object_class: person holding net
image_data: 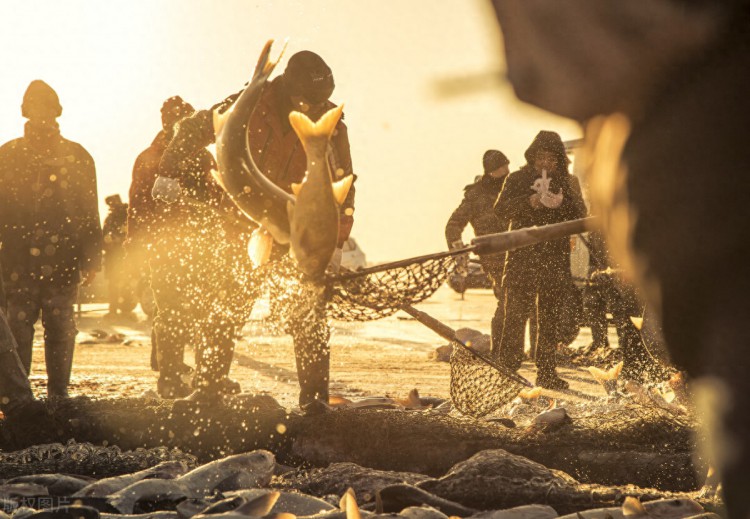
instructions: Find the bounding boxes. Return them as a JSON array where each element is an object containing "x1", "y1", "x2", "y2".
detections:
[{"x1": 492, "y1": 131, "x2": 587, "y2": 390}]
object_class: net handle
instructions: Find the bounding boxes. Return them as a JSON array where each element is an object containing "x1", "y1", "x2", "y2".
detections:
[
  {"x1": 331, "y1": 217, "x2": 597, "y2": 282},
  {"x1": 399, "y1": 305, "x2": 533, "y2": 388}
]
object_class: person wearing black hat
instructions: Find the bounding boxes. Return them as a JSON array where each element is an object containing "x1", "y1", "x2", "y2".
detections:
[
  {"x1": 0, "y1": 80, "x2": 102, "y2": 399},
  {"x1": 492, "y1": 131, "x2": 587, "y2": 390},
  {"x1": 157, "y1": 50, "x2": 356, "y2": 410},
  {"x1": 127, "y1": 96, "x2": 227, "y2": 398},
  {"x1": 445, "y1": 149, "x2": 510, "y2": 288}
]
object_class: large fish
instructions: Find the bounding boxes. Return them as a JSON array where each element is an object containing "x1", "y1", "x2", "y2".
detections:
[
  {"x1": 73, "y1": 461, "x2": 190, "y2": 498},
  {"x1": 107, "y1": 451, "x2": 275, "y2": 514},
  {"x1": 287, "y1": 106, "x2": 353, "y2": 280},
  {"x1": 213, "y1": 39, "x2": 293, "y2": 245},
  {"x1": 213, "y1": 40, "x2": 351, "y2": 279}
]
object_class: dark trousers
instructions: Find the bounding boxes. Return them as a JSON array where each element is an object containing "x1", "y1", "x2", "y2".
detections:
[
  {"x1": 150, "y1": 218, "x2": 255, "y2": 390},
  {"x1": 5, "y1": 282, "x2": 78, "y2": 397},
  {"x1": 0, "y1": 309, "x2": 35, "y2": 414},
  {"x1": 284, "y1": 283, "x2": 331, "y2": 407},
  {"x1": 492, "y1": 261, "x2": 568, "y2": 376}
]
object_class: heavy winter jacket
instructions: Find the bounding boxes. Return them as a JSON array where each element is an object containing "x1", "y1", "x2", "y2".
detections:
[
  {"x1": 0, "y1": 123, "x2": 102, "y2": 286},
  {"x1": 495, "y1": 163, "x2": 586, "y2": 272},
  {"x1": 127, "y1": 130, "x2": 221, "y2": 244},
  {"x1": 160, "y1": 77, "x2": 356, "y2": 246},
  {"x1": 445, "y1": 174, "x2": 506, "y2": 246}
]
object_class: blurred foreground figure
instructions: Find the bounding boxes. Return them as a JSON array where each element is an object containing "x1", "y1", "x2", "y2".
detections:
[
  {"x1": 159, "y1": 50, "x2": 356, "y2": 413},
  {"x1": 103, "y1": 194, "x2": 134, "y2": 318},
  {"x1": 491, "y1": 1, "x2": 750, "y2": 514},
  {"x1": 492, "y1": 132, "x2": 587, "y2": 389},
  {"x1": 0, "y1": 80, "x2": 101, "y2": 398}
]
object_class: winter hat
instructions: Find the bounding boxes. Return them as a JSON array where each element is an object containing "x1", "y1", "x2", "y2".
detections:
[
  {"x1": 523, "y1": 130, "x2": 570, "y2": 166},
  {"x1": 282, "y1": 51, "x2": 335, "y2": 104},
  {"x1": 21, "y1": 80, "x2": 62, "y2": 119},
  {"x1": 105, "y1": 194, "x2": 125, "y2": 207},
  {"x1": 483, "y1": 149, "x2": 510, "y2": 173},
  {"x1": 161, "y1": 96, "x2": 195, "y2": 130}
]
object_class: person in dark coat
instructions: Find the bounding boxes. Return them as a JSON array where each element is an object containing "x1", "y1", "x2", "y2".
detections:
[
  {"x1": 489, "y1": 2, "x2": 750, "y2": 513},
  {"x1": 445, "y1": 149, "x2": 541, "y2": 350},
  {"x1": 0, "y1": 80, "x2": 102, "y2": 399},
  {"x1": 127, "y1": 96, "x2": 197, "y2": 375},
  {"x1": 158, "y1": 50, "x2": 356, "y2": 412},
  {"x1": 131, "y1": 95, "x2": 232, "y2": 399},
  {"x1": 493, "y1": 131, "x2": 587, "y2": 390},
  {"x1": 102, "y1": 194, "x2": 133, "y2": 318}
]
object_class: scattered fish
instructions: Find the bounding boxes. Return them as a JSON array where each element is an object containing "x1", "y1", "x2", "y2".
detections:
[
  {"x1": 375, "y1": 484, "x2": 476, "y2": 517},
  {"x1": 517, "y1": 388, "x2": 542, "y2": 402},
  {"x1": 176, "y1": 450, "x2": 275, "y2": 495},
  {"x1": 531, "y1": 401, "x2": 570, "y2": 428},
  {"x1": 588, "y1": 361, "x2": 623, "y2": 395},
  {"x1": 106, "y1": 451, "x2": 274, "y2": 514},
  {"x1": 398, "y1": 506, "x2": 448, "y2": 519},
  {"x1": 557, "y1": 497, "x2": 703, "y2": 519},
  {"x1": 101, "y1": 513, "x2": 179, "y2": 519},
  {"x1": 7, "y1": 475, "x2": 90, "y2": 497},
  {"x1": 74, "y1": 461, "x2": 190, "y2": 498},
  {"x1": 0, "y1": 484, "x2": 48, "y2": 500},
  {"x1": 225, "y1": 490, "x2": 335, "y2": 517},
  {"x1": 193, "y1": 492, "x2": 280, "y2": 519},
  {"x1": 468, "y1": 504, "x2": 558, "y2": 519},
  {"x1": 25, "y1": 505, "x2": 100, "y2": 519}
]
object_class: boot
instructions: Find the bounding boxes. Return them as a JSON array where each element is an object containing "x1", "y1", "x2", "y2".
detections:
[
  {"x1": 45, "y1": 340, "x2": 75, "y2": 399},
  {"x1": 0, "y1": 350, "x2": 35, "y2": 415}
]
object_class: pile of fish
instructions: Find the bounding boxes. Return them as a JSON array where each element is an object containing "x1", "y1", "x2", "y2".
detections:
[{"x1": 0, "y1": 446, "x2": 719, "y2": 519}]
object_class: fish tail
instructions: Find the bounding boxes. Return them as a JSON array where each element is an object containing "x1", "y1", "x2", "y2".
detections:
[{"x1": 289, "y1": 104, "x2": 344, "y2": 152}]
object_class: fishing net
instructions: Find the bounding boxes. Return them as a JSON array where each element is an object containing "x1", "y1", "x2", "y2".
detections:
[
  {"x1": 449, "y1": 344, "x2": 527, "y2": 418},
  {"x1": 252, "y1": 251, "x2": 527, "y2": 417},
  {"x1": 254, "y1": 253, "x2": 458, "y2": 322}
]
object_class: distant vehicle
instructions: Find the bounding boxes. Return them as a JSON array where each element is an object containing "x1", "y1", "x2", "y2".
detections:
[{"x1": 341, "y1": 237, "x2": 367, "y2": 271}]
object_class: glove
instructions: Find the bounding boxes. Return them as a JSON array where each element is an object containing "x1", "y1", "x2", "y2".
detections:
[
  {"x1": 531, "y1": 170, "x2": 563, "y2": 208},
  {"x1": 450, "y1": 240, "x2": 469, "y2": 277},
  {"x1": 152, "y1": 176, "x2": 182, "y2": 204}
]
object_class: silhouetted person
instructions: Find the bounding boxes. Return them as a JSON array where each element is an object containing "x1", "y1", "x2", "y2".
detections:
[
  {"x1": 0, "y1": 80, "x2": 101, "y2": 399},
  {"x1": 102, "y1": 194, "x2": 134, "y2": 319},
  {"x1": 129, "y1": 96, "x2": 219, "y2": 398},
  {"x1": 493, "y1": 131, "x2": 587, "y2": 390}
]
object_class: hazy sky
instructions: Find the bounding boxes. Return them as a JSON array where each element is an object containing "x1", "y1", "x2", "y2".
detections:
[{"x1": 0, "y1": 0, "x2": 581, "y2": 262}]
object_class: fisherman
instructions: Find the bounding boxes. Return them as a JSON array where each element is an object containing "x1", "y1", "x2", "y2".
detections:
[
  {"x1": 129, "y1": 95, "x2": 241, "y2": 399},
  {"x1": 102, "y1": 194, "x2": 134, "y2": 319},
  {"x1": 126, "y1": 96, "x2": 200, "y2": 379},
  {"x1": 158, "y1": 50, "x2": 356, "y2": 412},
  {"x1": 445, "y1": 150, "x2": 539, "y2": 351},
  {"x1": 0, "y1": 80, "x2": 102, "y2": 399},
  {"x1": 489, "y1": 2, "x2": 750, "y2": 513},
  {"x1": 492, "y1": 131, "x2": 587, "y2": 390}
]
